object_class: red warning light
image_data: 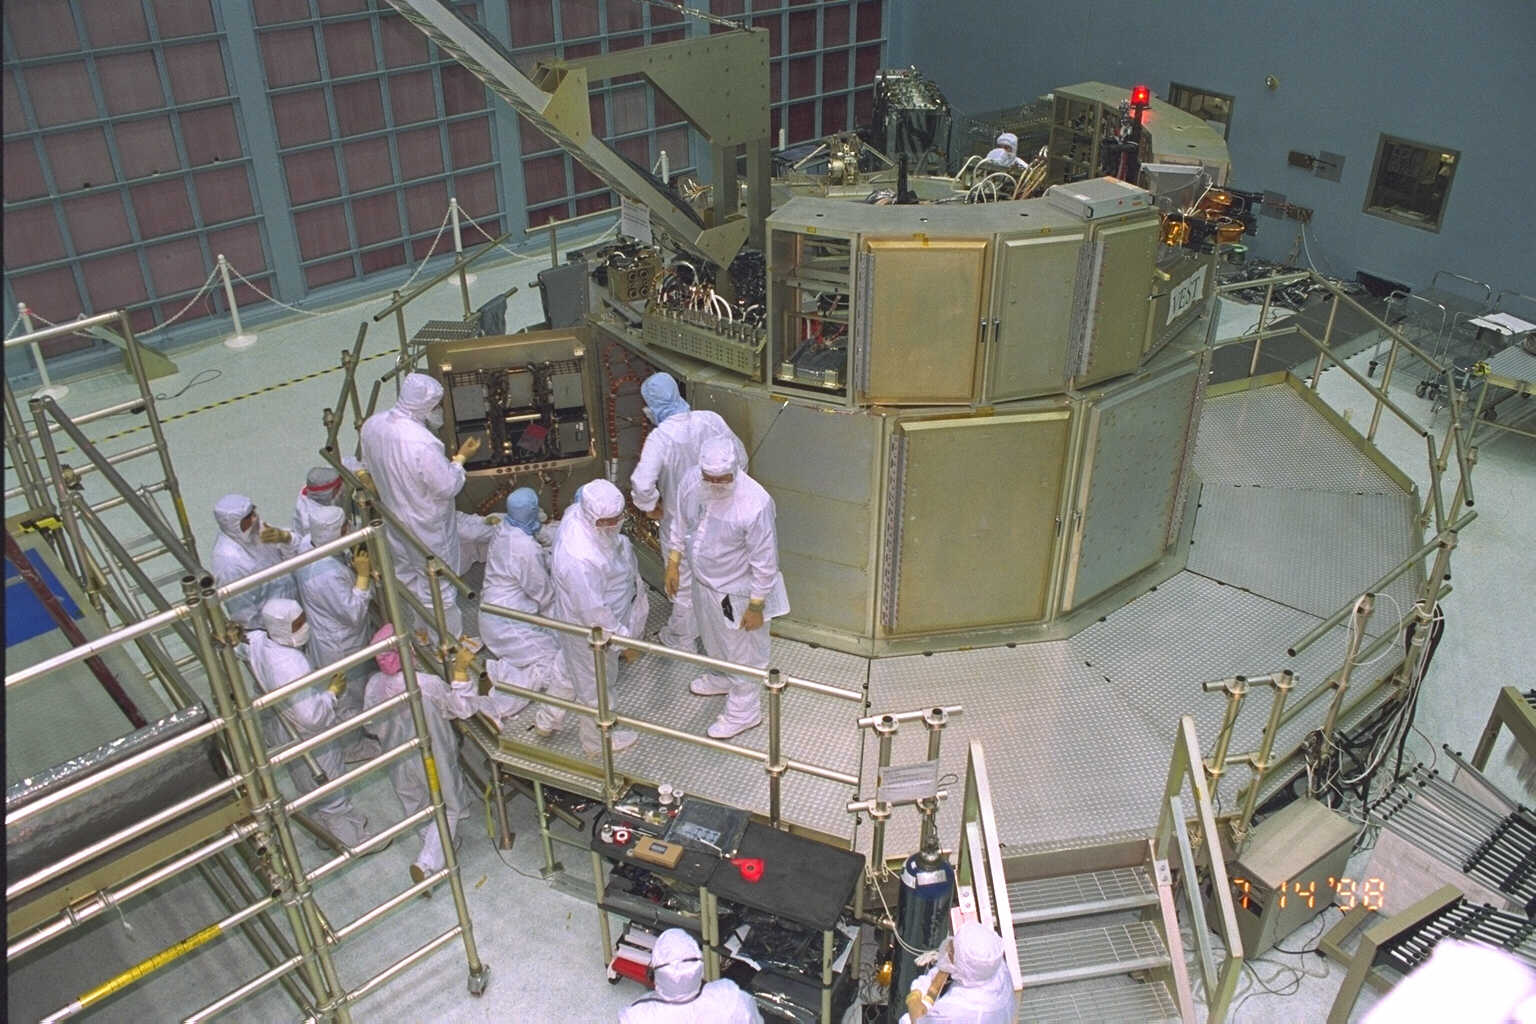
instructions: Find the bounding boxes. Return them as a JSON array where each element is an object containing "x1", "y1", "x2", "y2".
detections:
[{"x1": 1130, "y1": 84, "x2": 1151, "y2": 107}]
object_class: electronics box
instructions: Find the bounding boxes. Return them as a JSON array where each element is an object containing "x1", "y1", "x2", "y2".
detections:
[
  {"x1": 1212, "y1": 797, "x2": 1357, "y2": 956},
  {"x1": 1044, "y1": 176, "x2": 1153, "y2": 220}
]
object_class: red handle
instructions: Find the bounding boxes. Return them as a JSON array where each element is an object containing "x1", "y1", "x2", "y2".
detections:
[{"x1": 731, "y1": 857, "x2": 764, "y2": 883}]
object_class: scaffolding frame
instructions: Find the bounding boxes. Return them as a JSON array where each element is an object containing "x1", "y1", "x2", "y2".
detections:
[{"x1": 5, "y1": 316, "x2": 488, "y2": 1021}]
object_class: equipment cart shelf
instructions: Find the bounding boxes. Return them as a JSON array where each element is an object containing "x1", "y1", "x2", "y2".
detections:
[{"x1": 591, "y1": 793, "x2": 865, "y2": 1023}]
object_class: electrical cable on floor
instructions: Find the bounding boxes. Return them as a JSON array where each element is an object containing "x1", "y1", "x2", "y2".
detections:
[
  {"x1": 155, "y1": 368, "x2": 222, "y2": 402},
  {"x1": 481, "y1": 779, "x2": 548, "y2": 881},
  {"x1": 1272, "y1": 905, "x2": 1334, "y2": 956}
]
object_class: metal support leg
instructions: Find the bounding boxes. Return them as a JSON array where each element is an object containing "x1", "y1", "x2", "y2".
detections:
[
  {"x1": 491, "y1": 764, "x2": 515, "y2": 851},
  {"x1": 533, "y1": 779, "x2": 563, "y2": 876},
  {"x1": 591, "y1": 850, "x2": 613, "y2": 967}
]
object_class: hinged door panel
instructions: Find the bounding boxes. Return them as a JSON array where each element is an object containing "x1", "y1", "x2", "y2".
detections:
[
  {"x1": 882, "y1": 410, "x2": 1072, "y2": 634},
  {"x1": 986, "y1": 231, "x2": 1085, "y2": 401},
  {"x1": 857, "y1": 238, "x2": 988, "y2": 405}
]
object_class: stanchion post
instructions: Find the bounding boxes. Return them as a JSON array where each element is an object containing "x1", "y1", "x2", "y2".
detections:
[
  {"x1": 591, "y1": 626, "x2": 619, "y2": 806},
  {"x1": 765, "y1": 667, "x2": 786, "y2": 828},
  {"x1": 218, "y1": 255, "x2": 257, "y2": 350},
  {"x1": 18, "y1": 302, "x2": 68, "y2": 400},
  {"x1": 449, "y1": 199, "x2": 476, "y2": 310}
]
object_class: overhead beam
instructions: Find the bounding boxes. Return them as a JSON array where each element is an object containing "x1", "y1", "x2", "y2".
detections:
[{"x1": 382, "y1": 0, "x2": 750, "y2": 266}]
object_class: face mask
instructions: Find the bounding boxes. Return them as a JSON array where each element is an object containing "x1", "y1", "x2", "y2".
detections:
[
  {"x1": 426, "y1": 406, "x2": 444, "y2": 430},
  {"x1": 288, "y1": 623, "x2": 311, "y2": 648},
  {"x1": 702, "y1": 481, "x2": 734, "y2": 502},
  {"x1": 596, "y1": 523, "x2": 621, "y2": 545},
  {"x1": 243, "y1": 515, "x2": 261, "y2": 543},
  {"x1": 314, "y1": 488, "x2": 341, "y2": 507},
  {"x1": 643, "y1": 407, "x2": 656, "y2": 425}
]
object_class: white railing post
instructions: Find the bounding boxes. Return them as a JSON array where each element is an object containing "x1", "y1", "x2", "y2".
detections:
[
  {"x1": 18, "y1": 302, "x2": 69, "y2": 401},
  {"x1": 218, "y1": 255, "x2": 257, "y2": 350},
  {"x1": 448, "y1": 197, "x2": 476, "y2": 286},
  {"x1": 658, "y1": 149, "x2": 670, "y2": 185}
]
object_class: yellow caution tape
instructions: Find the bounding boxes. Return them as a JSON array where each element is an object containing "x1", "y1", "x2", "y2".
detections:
[{"x1": 86, "y1": 350, "x2": 396, "y2": 447}]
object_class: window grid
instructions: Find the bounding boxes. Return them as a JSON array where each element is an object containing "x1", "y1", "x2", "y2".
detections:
[
  {"x1": 256, "y1": 1, "x2": 503, "y2": 291},
  {"x1": 727, "y1": 0, "x2": 885, "y2": 147},
  {"x1": 2, "y1": 0, "x2": 274, "y2": 355}
]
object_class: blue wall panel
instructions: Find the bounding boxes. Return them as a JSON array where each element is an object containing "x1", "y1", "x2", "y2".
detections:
[
  {"x1": 5, "y1": 549, "x2": 82, "y2": 647},
  {"x1": 890, "y1": 0, "x2": 1536, "y2": 292}
]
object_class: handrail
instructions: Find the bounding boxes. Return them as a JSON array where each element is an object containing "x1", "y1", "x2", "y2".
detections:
[
  {"x1": 1289, "y1": 510, "x2": 1475, "y2": 657},
  {"x1": 956, "y1": 742, "x2": 1023, "y2": 992},
  {"x1": 1280, "y1": 581, "x2": 1452, "y2": 729},
  {"x1": 1213, "y1": 269, "x2": 1312, "y2": 293},
  {"x1": 1156, "y1": 716, "x2": 1244, "y2": 1022},
  {"x1": 1292, "y1": 326, "x2": 1430, "y2": 438},
  {"x1": 4, "y1": 527, "x2": 378, "y2": 690},
  {"x1": 1, "y1": 310, "x2": 123, "y2": 349}
]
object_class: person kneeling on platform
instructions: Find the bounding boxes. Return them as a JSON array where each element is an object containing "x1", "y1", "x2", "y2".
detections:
[
  {"x1": 899, "y1": 922, "x2": 1017, "y2": 1024},
  {"x1": 362, "y1": 623, "x2": 470, "y2": 885},
  {"x1": 480, "y1": 487, "x2": 573, "y2": 735},
  {"x1": 665, "y1": 437, "x2": 788, "y2": 740},
  {"x1": 619, "y1": 928, "x2": 762, "y2": 1023}
]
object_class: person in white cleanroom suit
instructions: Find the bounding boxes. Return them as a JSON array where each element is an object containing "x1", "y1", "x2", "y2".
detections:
[
  {"x1": 211, "y1": 494, "x2": 303, "y2": 629},
  {"x1": 618, "y1": 928, "x2": 762, "y2": 1024},
  {"x1": 665, "y1": 438, "x2": 787, "y2": 740},
  {"x1": 629, "y1": 372, "x2": 747, "y2": 652},
  {"x1": 479, "y1": 488, "x2": 572, "y2": 734},
  {"x1": 292, "y1": 465, "x2": 343, "y2": 537},
  {"x1": 358, "y1": 372, "x2": 479, "y2": 640},
  {"x1": 361, "y1": 623, "x2": 469, "y2": 885},
  {"x1": 240, "y1": 597, "x2": 372, "y2": 848},
  {"x1": 982, "y1": 131, "x2": 1028, "y2": 170},
  {"x1": 293, "y1": 505, "x2": 379, "y2": 762},
  {"x1": 898, "y1": 922, "x2": 1017, "y2": 1024},
  {"x1": 549, "y1": 480, "x2": 649, "y2": 755}
]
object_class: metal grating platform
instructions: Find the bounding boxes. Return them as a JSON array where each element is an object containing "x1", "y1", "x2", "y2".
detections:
[
  {"x1": 1188, "y1": 485, "x2": 1422, "y2": 630},
  {"x1": 1015, "y1": 920, "x2": 1169, "y2": 984},
  {"x1": 1070, "y1": 571, "x2": 1368, "y2": 757},
  {"x1": 865, "y1": 643, "x2": 1171, "y2": 857},
  {"x1": 1014, "y1": 975, "x2": 1181, "y2": 1023},
  {"x1": 1485, "y1": 342, "x2": 1536, "y2": 384},
  {"x1": 1193, "y1": 384, "x2": 1404, "y2": 494},
  {"x1": 1008, "y1": 867, "x2": 1156, "y2": 923},
  {"x1": 471, "y1": 379, "x2": 1424, "y2": 861}
]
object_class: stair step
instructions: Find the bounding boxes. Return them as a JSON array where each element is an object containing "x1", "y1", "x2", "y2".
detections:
[
  {"x1": 1015, "y1": 920, "x2": 1170, "y2": 988},
  {"x1": 1015, "y1": 975, "x2": 1182, "y2": 1023},
  {"x1": 1009, "y1": 866, "x2": 1158, "y2": 925}
]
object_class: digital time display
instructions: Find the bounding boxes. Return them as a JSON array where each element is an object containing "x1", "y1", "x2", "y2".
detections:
[{"x1": 1231, "y1": 876, "x2": 1386, "y2": 912}]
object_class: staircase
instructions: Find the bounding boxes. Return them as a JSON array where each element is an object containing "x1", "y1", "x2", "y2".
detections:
[
  {"x1": 957, "y1": 721, "x2": 1242, "y2": 1024},
  {"x1": 1006, "y1": 853, "x2": 1190, "y2": 1023}
]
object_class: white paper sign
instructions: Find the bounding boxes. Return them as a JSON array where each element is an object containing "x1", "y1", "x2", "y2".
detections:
[
  {"x1": 619, "y1": 196, "x2": 652, "y2": 244},
  {"x1": 1167, "y1": 264, "x2": 1207, "y2": 324}
]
